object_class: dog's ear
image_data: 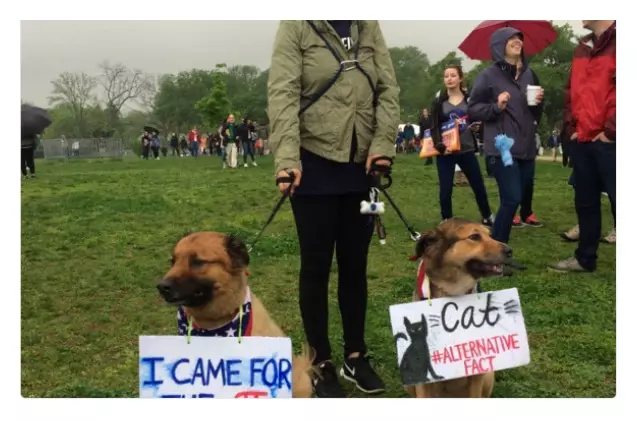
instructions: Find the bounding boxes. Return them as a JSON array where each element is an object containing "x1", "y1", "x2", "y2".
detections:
[
  {"x1": 225, "y1": 234, "x2": 250, "y2": 269},
  {"x1": 415, "y1": 230, "x2": 440, "y2": 258}
]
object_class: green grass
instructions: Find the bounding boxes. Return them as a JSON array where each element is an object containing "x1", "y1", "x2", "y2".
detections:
[{"x1": 21, "y1": 154, "x2": 615, "y2": 398}]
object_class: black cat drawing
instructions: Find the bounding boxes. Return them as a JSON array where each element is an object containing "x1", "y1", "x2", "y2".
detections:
[{"x1": 394, "y1": 314, "x2": 444, "y2": 385}]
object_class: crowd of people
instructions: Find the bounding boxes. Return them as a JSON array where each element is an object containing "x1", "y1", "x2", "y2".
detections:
[
  {"x1": 266, "y1": 19, "x2": 615, "y2": 398},
  {"x1": 139, "y1": 116, "x2": 267, "y2": 168}
]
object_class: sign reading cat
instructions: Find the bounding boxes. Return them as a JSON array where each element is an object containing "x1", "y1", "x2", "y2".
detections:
[{"x1": 389, "y1": 288, "x2": 530, "y2": 386}]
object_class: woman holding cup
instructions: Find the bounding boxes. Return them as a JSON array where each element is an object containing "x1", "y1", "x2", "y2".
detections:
[{"x1": 468, "y1": 27, "x2": 544, "y2": 253}]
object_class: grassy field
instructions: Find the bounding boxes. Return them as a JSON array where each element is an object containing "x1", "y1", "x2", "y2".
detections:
[{"x1": 21, "y1": 154, "x2": 616, "y2": 398}]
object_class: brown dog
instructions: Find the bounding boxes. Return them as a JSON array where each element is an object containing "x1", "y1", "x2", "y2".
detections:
[
  {"x1": 156, "y1": 231, "x2": 313, "y2": 398},
  {"x1": 405, "y1": 219, "x2": 512, "y2": 398}
]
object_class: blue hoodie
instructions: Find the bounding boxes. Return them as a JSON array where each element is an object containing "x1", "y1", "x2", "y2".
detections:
[{"x1": 468, "y1": 27, "x2": 543, "y2": 160}]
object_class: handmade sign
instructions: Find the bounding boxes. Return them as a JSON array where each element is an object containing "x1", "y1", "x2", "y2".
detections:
[
  {"x1": 389, "y1": 288, "x2": 530, "y2": 386},
  {"x1": 139, "y1": 336, "x2": 293, "y2": 398},
  {"x1": 419, "y1": 119, "x2": 461, "y2": 158}
]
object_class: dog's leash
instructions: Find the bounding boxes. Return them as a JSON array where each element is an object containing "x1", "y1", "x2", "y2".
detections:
[
  {"x1": 368, "y1": 156, "x2": 421, "y2": 242},
  {"x1": 246, "y1": 171, "x2": 295, "y2": 253}
]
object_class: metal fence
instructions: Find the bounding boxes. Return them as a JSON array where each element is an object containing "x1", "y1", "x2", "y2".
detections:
[{"x1": 41, "y1": 138, "x2": 125, "y2": 160}]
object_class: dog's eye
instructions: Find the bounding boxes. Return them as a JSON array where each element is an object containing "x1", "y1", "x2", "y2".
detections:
[
  {"x1": 190, "y1": 257, "x2": 206, "y2": 269},
  {"x1": 469, "y1": 233, "x2": 482, "y2": 241}
]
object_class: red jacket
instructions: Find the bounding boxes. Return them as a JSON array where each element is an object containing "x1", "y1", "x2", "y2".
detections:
[
  {"x1": 187, "y1": 130, "x2": 200, "y2": 143},
  {"x1": 563, "y1": 22, "x2": 616, "y2": 142}
]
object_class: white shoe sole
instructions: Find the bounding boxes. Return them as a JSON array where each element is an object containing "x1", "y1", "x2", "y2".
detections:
[{"x1": 339, "y1": 368, "x2": 385, "y2": 395}]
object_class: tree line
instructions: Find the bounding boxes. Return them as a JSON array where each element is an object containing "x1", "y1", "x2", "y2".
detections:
[{"x1": 37, "y1": 22, "x2": 577, "y2": 145}]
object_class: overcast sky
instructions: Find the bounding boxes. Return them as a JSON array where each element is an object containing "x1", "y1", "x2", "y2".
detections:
[{"x1": 20, "y1": 20, "x2": 585, "y2": 107}]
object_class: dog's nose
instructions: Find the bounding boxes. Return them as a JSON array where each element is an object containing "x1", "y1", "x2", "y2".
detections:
[
  {"x1": 157, "y1": 279, "x2": 174, "y2": 295},
  {"x1": 502, "y1": 244, "x2": 513, "y2": 258}
]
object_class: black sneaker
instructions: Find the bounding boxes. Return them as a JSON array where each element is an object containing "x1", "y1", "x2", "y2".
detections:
[
  {"x1": 340, "y1": 354, "x2": 385, "y2": 395},
  {"x1": 313, "y1": 361, "x2": 346, "y2": 398},
  {"x1": 482, "y1": 215, "x2": 494, "y2": 228}
]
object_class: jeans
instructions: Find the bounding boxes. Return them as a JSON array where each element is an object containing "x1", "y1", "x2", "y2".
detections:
[
  {"x1": 191, "y1": 142, "x2": 199, "y2": 157},
  {"x1": 436, "y1": 152, "x2": 492, "y2": 221},
  {"x1": 242, "y1": 141, "x2": 255, "y2": 163},
  {"x1": 571, "y1": 141, "x2": 616, "y2": 271},
  {"x1": 490, "y1": 156, "x2": 536, "y2": 243}
]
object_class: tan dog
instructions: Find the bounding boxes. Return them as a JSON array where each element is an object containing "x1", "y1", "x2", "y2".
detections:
[
  {"x1": 156, "y1": 231, "x2": 313, "y2": 398},
  {"x1": 405, "y1": 219, "x2": 512, "y2": 398}
]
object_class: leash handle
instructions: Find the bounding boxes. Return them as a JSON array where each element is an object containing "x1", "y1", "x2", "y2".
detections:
[
  {"x1": 275, "y1": 169, "x2": 296, "y2": 187},
  {"x1": 369, "y1": 156, "x2": 394, "y2": 190}
]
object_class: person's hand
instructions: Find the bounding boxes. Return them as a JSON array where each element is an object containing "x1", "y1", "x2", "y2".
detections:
[
  {"x1": 276, "y1": 168, "x2": 302, "y2": 196},
  {"x1": 594, "y1": 132, "x2": 614, "y2": 143},
  {"x1": 366, "y1": 154, "x2": 392, "y2": 174},
  {"x1": 497, "y1": 92, "x2": 511, "y2": 110},
  {"x1": 570, "y1": 132, "x2": 578, "y2": 141},
  {"x1": 536, "y1": 88, "x2": 545, "y2": 104}
]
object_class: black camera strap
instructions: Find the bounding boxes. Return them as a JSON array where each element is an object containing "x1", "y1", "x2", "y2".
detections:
[{"x1": 299, "y1": 21, "x2": 378, "y2": 116}]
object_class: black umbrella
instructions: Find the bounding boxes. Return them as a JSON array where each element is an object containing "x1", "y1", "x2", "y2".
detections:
[
  {"x1": 21, "y1": 104, "x2": 51, "y2": 138},
  {"x1": 144, "y1": 125, "x2": 160, "y2": 134}
]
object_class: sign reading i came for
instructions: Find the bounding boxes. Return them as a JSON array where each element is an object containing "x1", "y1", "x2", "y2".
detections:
[
  {"x1": 388, "y1": 288, "x2": 530, "y2": 386},
  {"x1": 139, "y1": 336, "x2": 293, "y2": 398}
]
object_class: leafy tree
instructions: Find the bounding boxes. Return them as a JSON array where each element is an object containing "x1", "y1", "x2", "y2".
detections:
[
  {"x1": 196, "y1": 64, "x2": 231, "y2": 130},
  {"x1": 389, "y1": 46, "x2": 430, "y2": 122}
]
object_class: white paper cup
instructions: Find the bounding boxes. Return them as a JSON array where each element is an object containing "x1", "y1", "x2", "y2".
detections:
[{"x1": 527, "y1": 85, "x2": 541, "y2": 106}]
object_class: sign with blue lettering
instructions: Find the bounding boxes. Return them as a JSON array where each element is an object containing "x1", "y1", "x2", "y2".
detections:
[{"x1": 139, "y1": 336, "x2": 293, "y2": 398}]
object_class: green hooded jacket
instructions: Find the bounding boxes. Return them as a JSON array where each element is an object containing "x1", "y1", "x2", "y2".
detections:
[{"x1": 267, "y1": 20, "x2": 400, "y2": 174}]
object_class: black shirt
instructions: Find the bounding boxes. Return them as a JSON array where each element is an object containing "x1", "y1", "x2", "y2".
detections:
[{"x1": 295, "y1": 20, "x2": 369, "y2": 196}]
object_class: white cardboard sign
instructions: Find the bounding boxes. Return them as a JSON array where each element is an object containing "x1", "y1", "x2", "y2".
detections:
[
  {"x1": 389, "y1": 288, "x2": 530, "y2": 386},
  {"x1": 139, "y1": 336, "x2": 293, "y2": 398}
]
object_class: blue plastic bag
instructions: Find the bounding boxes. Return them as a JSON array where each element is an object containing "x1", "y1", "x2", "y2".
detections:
[{"x1": 495, "y1": 134, "x2": 515, "y2": 167}]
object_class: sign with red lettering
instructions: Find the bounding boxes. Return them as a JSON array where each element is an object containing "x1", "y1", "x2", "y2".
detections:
[{"x1": 388, "y1": 288, "x2": 529, "y2": 386}]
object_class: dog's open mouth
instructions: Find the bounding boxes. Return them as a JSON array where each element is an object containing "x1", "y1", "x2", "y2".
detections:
[{"x1": 466, "y1": 259, "x2": 505, "y2": 278}]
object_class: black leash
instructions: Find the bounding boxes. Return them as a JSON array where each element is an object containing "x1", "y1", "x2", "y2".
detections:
[
  {"x1": 368, "y1": 156, "x2": 421, "y2": 242},
  {"x1": 247, "y1": 172, "x2": 295, "y2": 253}
]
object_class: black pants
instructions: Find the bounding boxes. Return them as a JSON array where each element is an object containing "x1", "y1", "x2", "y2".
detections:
[
  {"x1": 485, "y1": 154, "x2": 494, "y2": 176},
  {"x1": 436, "y1": 153, "x2": 492, "y2": 221},
  {"x1": 291, "y1": 193, "x2": 374, "y2": 363},
  {"x1": 152, "y1": 147, "x2": 159, "y2": 158},
  {"x1": 572, "y1": 141, "x2": 616, "y2": 271},
  {"x1": 562, "y1": 141, "x2": 573, "y2": 168},
  {"x1": 171, "y1": 146, "x2": 179, "y2": 156},
  {"x1": 142, "y1": 145, "x2": 150, "y2": 159},
  {"x1": 21, "y1": 147, "x2": 35, "y2": 176}
]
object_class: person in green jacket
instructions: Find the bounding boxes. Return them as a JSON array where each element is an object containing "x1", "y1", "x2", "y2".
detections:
[{"x1": 268, "y1": 20, "x2": 400, "y2": 398}]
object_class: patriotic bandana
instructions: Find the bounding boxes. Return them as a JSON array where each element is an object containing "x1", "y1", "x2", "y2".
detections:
[{"x1": 177, "y1": 287, "x2": 253, "y2": 338}]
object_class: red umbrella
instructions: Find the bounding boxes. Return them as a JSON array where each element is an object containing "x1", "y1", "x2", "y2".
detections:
[{"x1": 459, "y1": 20, "x2": 558, "y2": 61}]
